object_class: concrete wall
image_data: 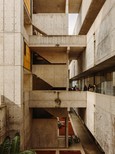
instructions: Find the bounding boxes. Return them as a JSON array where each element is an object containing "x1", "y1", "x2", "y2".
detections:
[
  {"x1": 32, "y1": 65, "x2": 67, "y2": 87},
  {"x1": 32, "y1": 14, "x2": 68, "y2": 35},
  {"x1": 86, "y1": 92, "x2": 115, "y2": 154},
  {"x1": 69, "y1": 60, "x2": 82, "y2": 79},
  {"x1": 73, "y1": 0, "x2": 115, "y2": 75},
  {"x1": 29, "y1": 91, "x2": 87, "y2": 108},
  {"x1": 74, "y1": 0, "x2": 92, "y2": 34},
  {"x1": 23, "y1": 74, "x2": 32, "y2": 149},
  {"x1": 0, "y1": 105, "x2": 6, "y2": 143},
  {"x1": 31, "y1": 119, "x2": 58, "y2": 148},
  {"x1": 0, "y1": 0, "x2": 24, "y2": 148},
  {"x1": 29, "y1": 35, "x2": 87, "y2": 47},
  {"x1": 35, "y1": 50, "x2": 67, "y2": 64},
  {"x1": 23, "y1": 92, "x2": 32, "y2": 149}
]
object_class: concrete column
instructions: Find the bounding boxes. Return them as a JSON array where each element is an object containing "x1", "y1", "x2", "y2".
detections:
[
  {"x1": 0, "y1": 0, "x2": 24, "y2": 149},
  {"x1": 65, "y1": 0, "x2": 69, "y2": 13},
  {"x1": 113, "y1": 72, "x2": 115, "y2": 86},
  {"x1": 66, "y1": 47, "x2": 70, "y2": 90},
  {"x1": 65, "y1": 116, "x2": 68, "y2": 147}
]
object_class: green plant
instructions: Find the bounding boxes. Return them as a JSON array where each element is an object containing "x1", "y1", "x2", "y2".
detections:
[
  {"x1": 0, "y1": 136, "x2": 11, "y2": 154},
  {"x1": 10, "y1": 132, "x2": 20, "y2": 154},
  {"x1": 0, "y1": 133, "x2": 36, "y2": 154}
]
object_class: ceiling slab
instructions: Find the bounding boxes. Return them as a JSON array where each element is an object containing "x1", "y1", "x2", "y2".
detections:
[
  {"x1": 69, "y1": 47, "x2": 85, "y2": 60},
  {"x1": 69, "y1": 0, "x2": 82, "y2": 13},
  {"x1": 71, "y1": 56, "x2": 115, "y2": 80},
  {"x1": 79, "y1": 0, "x2": 106, "y2": 34},
  {"x1": 33, "y1": 0, "x2": 65, "y2": 13},
  {"x1": 33, "y1": 0, "x2": 82, "y2": 13},
  {"x1": 31, "y1": 47, "x2": 67, "y2": 53},
  {"x1": 30, "y1": 46, "x2": 85, "y2": 60}
]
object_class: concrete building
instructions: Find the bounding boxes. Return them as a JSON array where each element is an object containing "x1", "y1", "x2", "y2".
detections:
[{"x1": 0, "y1": 0, "x2": 115, "y2": 153}]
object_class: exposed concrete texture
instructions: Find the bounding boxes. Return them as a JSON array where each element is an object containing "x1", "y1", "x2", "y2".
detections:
[
  {"x1": 29, "y1": 91, "x2": 87, "y2": 108},
  {"x1": 74, "y1": 0, "x2": 92, "y2": 34},
  {"x1": 86, "y1": 92, "x2": 115, "y2": 154},
  {"x1": 23, "y1": 92, "x2": 32, "y2": 149},
  {"x1": 33, "y1": 0, "x2": 82, "y2": 13},
  {"x1": 113, "y1": 72, "x2": 115, "y2": 86},
  {"x1": 23, "y1": 74, "x2": 32, "y2": 149},
  {"x1": 69, "y1": 60, "x2": 82, "y2": 79},
  {"x1": 29, "y1": 35, "x2": 86, "y2": 47},
  {"x1": 0, "y1": 105, "x2": 6, "y2": 143},
  {"x1": 45, "y1": 108, "x2": 68, "y2": 117},
  {"x1": 23, "y1": 73, "x2": 32, "y2": 92},
  {"x1": 0, "y1": 0, "x2": 24, "y2": 149},
  {"x1": 32, "y1": 65, "x2": 67, "y2": 87},
  {"x1": 31, "y1": 119, "x2": 58, "y2": 148},
  {"x1": 86, "y1": 0, "x2": 115, "y2": 66},
  {"x1": 32, "y1": 48, "x2": 67, "y2": 63},
  {"x1": 71, "y1": 0, "x2": 115, "y2": 78},
  {"x1": 32, "y1": 14, "x2": 68, "y2": 35},
  {"x1": 75, "y1": 0, "x2": 106, "y2": 35},
  {"x1": 86, "y1": 92, "x2": 95, "y2": 135}
]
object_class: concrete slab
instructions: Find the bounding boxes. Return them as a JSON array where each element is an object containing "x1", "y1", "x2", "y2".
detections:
[
  {"x1": 29, "y1": 35, "x2": 86, "y2": 47},
  {"x1": 33, "y1": 0, "x2": 82, "y2": 13},
  {"x1": 29, "y1": 91, "x2": 87, "y2": 108}
]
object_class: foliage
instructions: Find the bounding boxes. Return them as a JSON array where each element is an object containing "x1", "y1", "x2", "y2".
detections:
[
  {"x1": 0, "y1": 136, "x2": 11, "y2": 154},
  {"x1": 10, "y1": 132, "x2": 20, "y2": 154},
  {"x1": 0, "y1": 133, "x2": 36, "y2": 154}
]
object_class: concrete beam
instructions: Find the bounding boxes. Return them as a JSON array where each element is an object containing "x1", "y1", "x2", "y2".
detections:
[
  {"x1": 33, "y1": 0, "x2": 82, "y2": 13},
  {"x1": 77, "y1": 0, "x2": 106, "y2": 35},
  {"x1": 29, "y1": 91, "x2": 87, "y2": 108},
  {"x1": 65, "y1": 0, "x2": 69, "y2": 13},
  {"x1": 29, "y1": 35, "x2": 86, "y2": 47}
]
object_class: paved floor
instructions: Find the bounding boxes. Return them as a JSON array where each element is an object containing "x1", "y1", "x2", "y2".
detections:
[{"x1": 69, "y1": 111, "x2": 105, "y2": 154}]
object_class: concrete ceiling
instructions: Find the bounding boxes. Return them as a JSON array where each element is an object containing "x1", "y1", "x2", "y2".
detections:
[
  {"x1": 31, "y1": 46, "x2": 85, "y2": 60},
  {"x1": 33, "y1": 0, "x2": 82, "y2": 13},
  {"x1": 71, "y1": 56, "x2": 115, "y2": 80},
  {"x1": 69, "y1": 0, "x2": 82, "y2": 13},
  {"x1": 69, "y1": 47, "x2": 85, "y2": 60},
  {"x1": 79, "y1": 0, "x2": 106, "y2": 34},
  {"x1": 31, "y1": 47, "x2": 67, "y2": 53}
]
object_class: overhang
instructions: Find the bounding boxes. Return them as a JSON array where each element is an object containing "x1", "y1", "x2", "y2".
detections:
[
  {"x1": 29, "y1": 35, "x2": 86, "y2": 47},
  {"x1": 79, "y1": 0, "x2": 106, "y2": 34},
  {"x1": 29, "y1": 35, "x2": 86, "y2": 60},
  {"x1": 29, "y1": 91, "x2": 87, "y2": 108},
  {"x1": 71, "y1": 56, "x2": 115, "y2": 80},
  {"x1": 33, "y1": 0, "x2": 82, "y2": 13}
]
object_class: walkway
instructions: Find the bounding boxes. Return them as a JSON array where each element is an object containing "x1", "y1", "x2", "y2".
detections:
[{"x1": 69, "y1": 110, "x2": 105, "y2": 154}]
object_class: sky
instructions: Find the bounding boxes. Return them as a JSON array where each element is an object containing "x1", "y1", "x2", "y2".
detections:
[{"x1": 68, "y1": 14, "x2": 78, "y2": 35}]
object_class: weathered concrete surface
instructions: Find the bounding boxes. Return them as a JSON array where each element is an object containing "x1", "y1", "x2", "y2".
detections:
[
  {"x1": 33, "y1": 0, "x2": 82, "y2": 13},
  {"x1": 32, "y1": 14, "x2": 68, "y2": 35},
  {"x1": 75, "y1": 0, "x2": 106, "y2": 35},
  {"x1": 0, "y1": 105, "x2": 6, "y2": 143},
  {"x1": 0, "y1": 0, "x2": 24, "y2": 149},
  {"x1": 29, "y1": 35, "x2": 86, "y2": 47},
  {"x1": 86, "y1": 92, "x2": 115, "y2": 154},
  {"x1": 31, "y1": 48, "x2": 67, "y2": 63},
  {"x1": 71, "y1": 0, "x2": 115, "y2": 79},
  {"x1": 23, "y1": 92, "x2": 32, "y2": 149},
  {"x1": 45, "y1": 108, "x2": 68, "y2": 117},
  {"x1": 29, "y1": 91, "x2": 87, "y2": 108},
  {"x1": 23, "y1": 73, "x2": 33, "y2": 149},
  {"x1": 31, "y1": 119, "x2": 58, "y2": 148},
  {"x1": 32, "y1": 65, "x2": 67, "y2": 87}
]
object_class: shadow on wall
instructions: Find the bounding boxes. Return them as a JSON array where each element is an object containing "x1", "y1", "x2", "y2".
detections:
[{"x1": 0, "y1": 95, "x2": 32, "y2": 150}]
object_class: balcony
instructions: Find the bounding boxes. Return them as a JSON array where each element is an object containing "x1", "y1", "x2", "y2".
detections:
[{"x1": 29, "y1": 91, "x2": 87, "y2": 108}]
